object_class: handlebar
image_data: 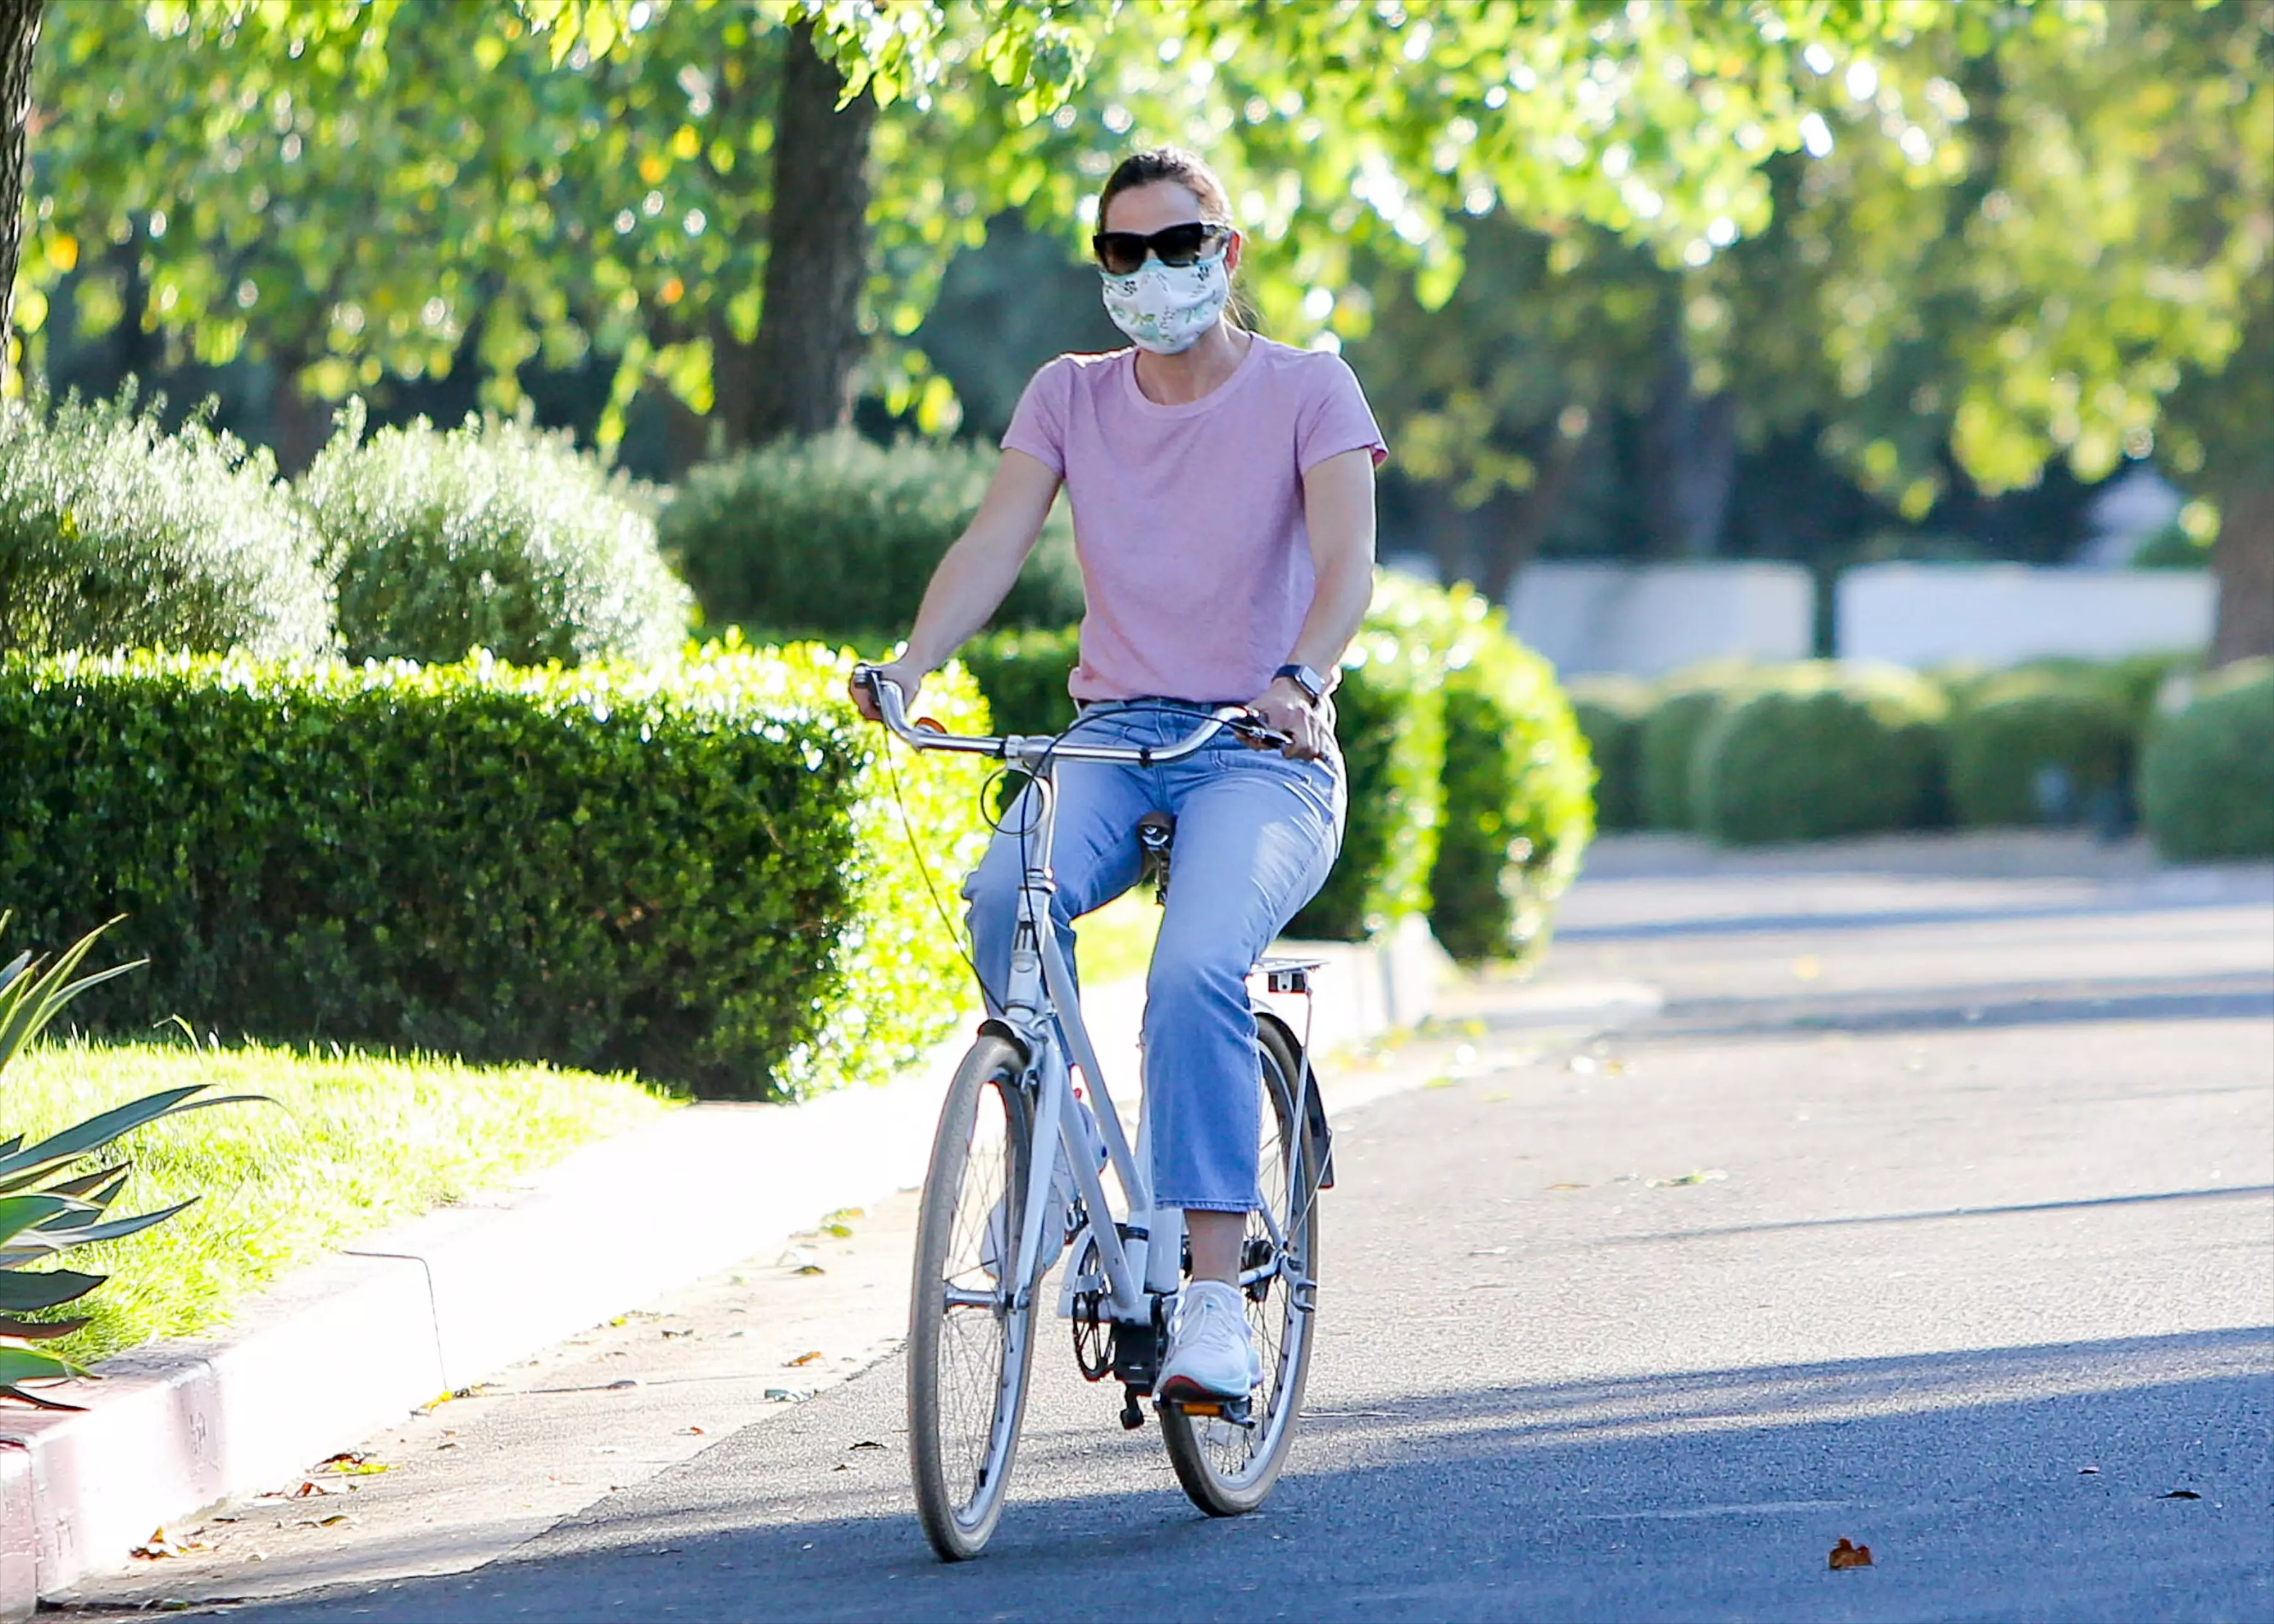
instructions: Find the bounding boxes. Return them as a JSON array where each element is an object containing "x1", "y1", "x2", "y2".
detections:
[{"x1": 853, "y1": 666, "x2": 1291, "y2": 765}]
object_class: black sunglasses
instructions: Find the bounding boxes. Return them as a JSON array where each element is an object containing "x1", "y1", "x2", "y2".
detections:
[{"x1": 1091, "y1": 221, "x2": 1230, "y2": 276}]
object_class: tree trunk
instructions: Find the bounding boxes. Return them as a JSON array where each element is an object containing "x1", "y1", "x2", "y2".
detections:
[
  {"x1": 1481, "y1": 415, "x2": 1590, "y2": 602},
  {"x1": 737, "y1": 20, "x2": 872, "y2": 445},
  {"x1": 1641, "y1": 337, "x2": 1738, "y2": 558},
  {"x1": 269, "y1": 352, "x2": 332, "y2": 476},
  {"x1": 2209, "y1": 480, "x2": 2274, "y2": 666},
  {"x1": 0, "y1": 0, "x2": 44, "y2": 390}
]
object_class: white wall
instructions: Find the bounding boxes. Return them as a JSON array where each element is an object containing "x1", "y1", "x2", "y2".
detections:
[
  {"x1": 1838, "y1": 564, "x2": 2214, "y2": 667},
  {"x1": 1507, "y1": 562, "x2": 1815, "y2": 679}
]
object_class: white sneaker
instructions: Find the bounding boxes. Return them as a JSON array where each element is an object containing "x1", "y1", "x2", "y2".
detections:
[{"x1": 1156, "y1": 1280, "x2": 1261, "y2": 1401}]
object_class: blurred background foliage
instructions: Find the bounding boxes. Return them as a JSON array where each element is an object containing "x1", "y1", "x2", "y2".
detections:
[{"x1": 7, "y1": 0, "x2": 2270, "y2": 654}]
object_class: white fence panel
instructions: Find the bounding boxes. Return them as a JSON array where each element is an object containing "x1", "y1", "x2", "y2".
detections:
[
  {"x1": 1838, "y1": 564, "x2": 2214, "y2": 667},
  {"x1": 1507, "y1": 562, "x2": 1815, "y2": 678}
]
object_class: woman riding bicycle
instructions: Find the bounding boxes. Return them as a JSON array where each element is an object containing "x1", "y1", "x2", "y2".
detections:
[{"x1": 852, "y1": 145, "x2": 1385, "y2": 1405}]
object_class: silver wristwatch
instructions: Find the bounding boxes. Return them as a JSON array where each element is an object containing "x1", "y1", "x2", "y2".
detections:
[{"x1": 1273, "y1": 663, "x2": 1327, "y2": 704}]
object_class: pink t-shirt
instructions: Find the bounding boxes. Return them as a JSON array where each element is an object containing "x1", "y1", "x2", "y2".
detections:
[{"x1": 1001, "y1": 336, "x2": 1387, "y2": 704}]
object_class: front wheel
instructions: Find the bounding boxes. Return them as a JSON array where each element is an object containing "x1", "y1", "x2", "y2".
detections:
[
  {"x1": 1160, "y1": 1018, "x2": 1321, "y2": 1515},
  {"x1": 908, "y1": 1035, "x2": 1038, "y2": 1560}
]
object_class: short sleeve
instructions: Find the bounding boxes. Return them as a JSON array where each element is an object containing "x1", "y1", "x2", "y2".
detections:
[
  {"x1": 1294, "y1": 354, "x2": 1388, "y2": 474},
  {"x1": 1001, "y1": 356, "x2": 1073, "y2": 476}
]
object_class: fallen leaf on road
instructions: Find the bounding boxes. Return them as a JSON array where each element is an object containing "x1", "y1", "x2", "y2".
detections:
[
  {"x1": 1828, "y1": 1538, "x2": 1873, "y2": 1570},
  {"x1": 289, "y1": 1482, "x2": 331, "y2": 1498},
  {"x1": 2078, "y1": 1465, "x2": 2100, "y2": 1475},
  {"x1": 785, "y1": 1350, "x2": 824, "y2": 1368},
  {"x1": 793, "y1": 1264, "x2": 826, "y2": 1276},
  {"x1": 1547, "y1": 1182, "x2": 1587, "y2": 1192},
  {"x1": 661, "y1": 1328, "x2": 694, "y2": 1339},
  {"x1": 833, "y1": 1462, "x2": 851, "y2": 1472},
  {"x1": 130, "y1": 1527, "x2": 206, "y2": 1560},
  {"x1": 1647, "y1": 1169, "x2": 1728, "y2": 1188},
  {"x1": 848, "y1": 1440, "x2": 886, "y2": 1451},
  {"x1": 317, "y1": 1452, "x2": 388, "y2": 1476},
  {"x1": 2159, "y1": 1489, "x2": 2202, "y2": 1500}
]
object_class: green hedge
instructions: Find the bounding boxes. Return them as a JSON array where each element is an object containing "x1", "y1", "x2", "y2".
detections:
[
  {"x1": 960, "y1": 625, "x2": 1082, "y2": 739},
  {"x1": 1567, "y1": 677, "x2": 1652, "y2": 832},
  {"x1": 1287, "y1": 582, "x2": 1447, "y2": 942},
  {"x1": 1637, "y1": 665, "x2": 1753, "y2": 830},
  {"x1": 0, "y1": 646, "x2": 992, "y2": 1100},
  {"x1": 661, "y1": 430, "x2": 1085, "y2": 642},
  {"x1": 0, "y1": 389, "x2": 330, "y2": 659},
  {"x1": 2139, "y1": 659, "x2": 2274, "y2": 860},
  {"x1": 1947, "y1": 670, "x2": 2134, "y2": 827},
  {"x1": 1429, "y1": 587, "x2": 1594, "y2": 965},
  {"x1": 1693, "y1": 663, "x2": 1947, "y2": 845},
  {"x1": 303, "y1": 409, "x2": 690, "y2": 667}
]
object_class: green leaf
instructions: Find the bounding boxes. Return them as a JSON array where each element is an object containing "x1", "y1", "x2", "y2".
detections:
[{"x1": 0, "y1": 1272, "x2": 106, "y2": 1313}]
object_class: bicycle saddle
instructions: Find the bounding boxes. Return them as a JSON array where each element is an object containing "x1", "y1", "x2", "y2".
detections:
[{"x1": 1136, "y1": 812, "x2": 1174, "y2": 904}]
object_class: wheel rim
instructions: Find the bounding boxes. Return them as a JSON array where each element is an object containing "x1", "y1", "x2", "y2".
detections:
[{"x1": 930, "y1": 1072, "x2": 1027, "y2": 1525}]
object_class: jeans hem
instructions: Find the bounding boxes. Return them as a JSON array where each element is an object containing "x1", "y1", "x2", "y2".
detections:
[{"x1": 1160, "y1": 1198, "x2": 1261, "y2": 1213}]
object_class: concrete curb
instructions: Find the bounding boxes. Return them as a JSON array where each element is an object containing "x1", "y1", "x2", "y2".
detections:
[{"x1": 0, "y1": 926, "x2": 1472, "y2": 1616}]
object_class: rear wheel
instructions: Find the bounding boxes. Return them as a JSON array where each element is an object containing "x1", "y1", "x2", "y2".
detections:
[
  {"x1": 908, "y1": 1036, "x2": 1038, "y2": 1560},
  {"x1": 1160, "y1": 1018, "x2": 1320, "y2": 1515}
]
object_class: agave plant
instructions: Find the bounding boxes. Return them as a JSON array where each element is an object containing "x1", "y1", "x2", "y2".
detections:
[{"x1": 0, "y1": 915, "x2": 260, "y2": 1408}]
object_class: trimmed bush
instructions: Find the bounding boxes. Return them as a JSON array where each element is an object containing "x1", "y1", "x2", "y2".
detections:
[
  {"x1": 1637, "y1": 665, "x2": 1753, "y2": 830},
  {"x1": 0, "y1": 646, "x2": 992, "y2": 1100},
  {"x1": 961, "y1": 625, "x2": 1082, "y2": 739},
  {"x1": 1288, "y1": 580, "x2": 1447, "y2": 942},
  {"x1": 661, "y1": 431, "x2": 1085, "y2": 642},
  {"x1": 1567, "y1": 677, "x2": 1652, "y2": 832},
  {"x1": 2139, "y1": 658, "x2": 2274, "y2": 860},
  {"x1": 1429, "y1": 587, "x2": 1594, "y2": 965},
  {"x1": 0, "y1": 389, "x2": 330, "y2": 659},
  {"x1": 301, "y1": 408, "x2": 690, "y2": 667},
  {"x1": 1693, "y1": 663, "x2": 1948, "y2": 845},
  {"x1": 1947, "y1": 671, "x2": 2134, "y2": 827}
]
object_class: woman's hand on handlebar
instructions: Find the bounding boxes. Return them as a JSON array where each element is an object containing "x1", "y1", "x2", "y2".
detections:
[
  {"x1": 850, "y1": 659, "x2": 923, "y2": 723},
  {"x1": 1246, "y1": 676, "x2": 1334, "y2": 761}
]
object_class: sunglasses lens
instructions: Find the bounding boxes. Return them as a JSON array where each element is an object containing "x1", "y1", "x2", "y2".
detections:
[
  {"x1": 1152, "y1": 224, "x2": 1212, "y2": 266},
  {"x1": 1094, "y1": 234, "x2": 1147, "y2": 275}
]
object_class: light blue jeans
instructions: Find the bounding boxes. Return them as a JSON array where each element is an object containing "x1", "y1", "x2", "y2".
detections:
[{"x1": 961, "y1": 701, "x2": 1345, "y2": 1212}]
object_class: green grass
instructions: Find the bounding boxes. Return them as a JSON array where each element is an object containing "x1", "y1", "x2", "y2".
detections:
[{"x1": 8, "y1": 1038, "x2": 675, "y2": 1366}]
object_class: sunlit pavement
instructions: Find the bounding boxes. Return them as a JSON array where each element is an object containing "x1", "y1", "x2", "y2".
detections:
[{"x1": 205, "y1": 839, "x2": 2274, "y2": 1621}]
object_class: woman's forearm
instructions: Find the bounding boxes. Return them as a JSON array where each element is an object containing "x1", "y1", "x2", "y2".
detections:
[
  {"x1": 902, "y1": 534, "x2": 1034, "y2": 672},
  {"x1": 1288, "y1": 448, "x2": 1379, "y2": 677},
  {"x1": 898, "y1": 449, "x2": 1064, "y2": 673}
]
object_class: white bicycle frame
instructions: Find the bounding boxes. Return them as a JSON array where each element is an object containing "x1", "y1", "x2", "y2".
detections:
[{"x1": 863, "y1": 673, "x2": 1291, "y2": 1328}]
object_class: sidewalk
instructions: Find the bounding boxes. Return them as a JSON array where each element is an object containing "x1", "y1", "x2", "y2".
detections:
[{"x1": 5, "y1": 917, "x2": 1647, "y2": 1619}]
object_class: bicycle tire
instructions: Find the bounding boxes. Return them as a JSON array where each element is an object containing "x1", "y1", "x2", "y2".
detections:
[
  {"x1": 1160, "y1": 1017, "x2": 1320, "y2": 1516},
  {"x1": 908, "y1": 1035, "x2": 1039, "y2": 1560}
]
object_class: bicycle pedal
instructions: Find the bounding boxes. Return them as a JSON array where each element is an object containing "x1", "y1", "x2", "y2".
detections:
[{"x1": 1162, "y1": 1393, "x2": 1254, "y2": 1428}]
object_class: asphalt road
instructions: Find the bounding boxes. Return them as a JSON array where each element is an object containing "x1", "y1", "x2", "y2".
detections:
[{"x1": 223, "y1": 848, "x2": 2274, "y2": 1623}]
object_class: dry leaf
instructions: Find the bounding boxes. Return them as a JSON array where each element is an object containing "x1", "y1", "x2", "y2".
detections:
[
  {"x1": 2159, "y1": 1489, "x2": 2202, "y2": 1500},
  {"x1": 848, "y1": 1439, "x2": 886, "y2": 1451},
  {"x1": 290, "y1": 1482, "x2": 330, "y2": 1498},
  {"x1": 785, "y1": 1350, "x2": 824, "y2": 1368},
  {"x1": 793, "y1": 1264, "x2": 826, "y2": 1276},
  {"x1": 675, "y1": 1426, "x2": 706, "y2": 1436},
  {"x1": 1828, "y1": 1537, "x2": 1873, "y2": 1570},
  {"x1": 1547, "y1": 1182, "x2": 1587, "y2": 1191}
]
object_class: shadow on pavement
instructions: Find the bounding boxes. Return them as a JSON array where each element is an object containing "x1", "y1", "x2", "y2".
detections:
[
  {"x1": 225, "y1": 1327, "x2": 2273, "y2": 1624},
  {"x1": 1633, "y1": 968, "x2": 2274, "y2": 1042}
]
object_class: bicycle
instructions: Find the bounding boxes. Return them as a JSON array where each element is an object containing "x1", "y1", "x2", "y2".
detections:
[{"x1": 855, "y1": 668, "x2": 1335, "y2": 1561}]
